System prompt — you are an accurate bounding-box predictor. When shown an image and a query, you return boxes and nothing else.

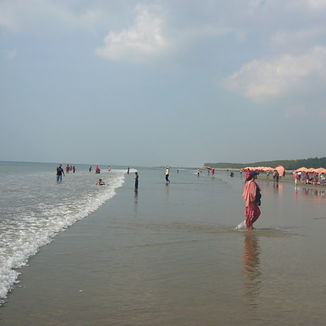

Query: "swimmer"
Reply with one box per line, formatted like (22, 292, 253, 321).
(96, 178, 105, 185)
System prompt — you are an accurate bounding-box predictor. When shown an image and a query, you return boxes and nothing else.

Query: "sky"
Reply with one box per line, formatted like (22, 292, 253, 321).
(1, 0, 326, 167)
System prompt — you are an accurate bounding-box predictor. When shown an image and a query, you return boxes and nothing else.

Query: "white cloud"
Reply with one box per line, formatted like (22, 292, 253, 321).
(95, 3, 233, 63)
(96, 4, 171, 63)
(223, 46, 326, 102)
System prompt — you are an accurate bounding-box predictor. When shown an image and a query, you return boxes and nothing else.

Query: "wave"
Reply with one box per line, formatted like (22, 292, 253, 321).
(0, 169, 125, 304)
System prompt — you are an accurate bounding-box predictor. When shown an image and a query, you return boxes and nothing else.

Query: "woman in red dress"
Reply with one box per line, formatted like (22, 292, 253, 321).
(242, 171, 261, 231)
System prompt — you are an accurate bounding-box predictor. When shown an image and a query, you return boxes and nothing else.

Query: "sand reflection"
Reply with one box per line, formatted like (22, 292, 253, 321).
(242, 233, 262, 310)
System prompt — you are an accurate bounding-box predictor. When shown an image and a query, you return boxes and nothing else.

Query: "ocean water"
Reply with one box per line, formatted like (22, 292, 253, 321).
(0, 161, 127, 303)
(2, 165, 326, 325)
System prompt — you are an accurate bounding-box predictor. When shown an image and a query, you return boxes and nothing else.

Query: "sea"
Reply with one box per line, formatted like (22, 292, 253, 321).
(0, 161, 127, 303)
(2, 162, 326, 325)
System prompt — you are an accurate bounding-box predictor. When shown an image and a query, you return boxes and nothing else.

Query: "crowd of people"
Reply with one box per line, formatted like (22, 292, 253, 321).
(55, 163, 326, 232)
(293, 168, 326, 186)
(65, 164, 76, 174)
(56, 164, 112, 185)
(240, 165, 326, 187)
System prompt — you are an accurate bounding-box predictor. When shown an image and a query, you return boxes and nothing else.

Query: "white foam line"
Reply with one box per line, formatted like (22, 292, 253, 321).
(0, 171, 125, 303)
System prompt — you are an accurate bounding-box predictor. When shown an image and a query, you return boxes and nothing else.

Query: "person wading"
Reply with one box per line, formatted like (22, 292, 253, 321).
(134, 172, 139, 192)
(242, 171, 262, 231)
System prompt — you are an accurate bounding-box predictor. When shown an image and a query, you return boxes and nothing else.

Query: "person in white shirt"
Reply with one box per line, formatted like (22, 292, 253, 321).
(165, 166, 170, 184)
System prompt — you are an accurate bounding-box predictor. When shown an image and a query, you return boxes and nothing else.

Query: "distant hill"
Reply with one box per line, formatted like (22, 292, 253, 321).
(204, 157, 326, 170)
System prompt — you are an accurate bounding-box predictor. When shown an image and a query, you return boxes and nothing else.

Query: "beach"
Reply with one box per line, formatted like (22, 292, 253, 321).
(1, 168, 326, 325)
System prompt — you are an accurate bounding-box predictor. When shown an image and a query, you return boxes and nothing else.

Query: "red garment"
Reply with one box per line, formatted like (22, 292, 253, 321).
(244, 203, 261, 230)
(242, 179, 261, 230)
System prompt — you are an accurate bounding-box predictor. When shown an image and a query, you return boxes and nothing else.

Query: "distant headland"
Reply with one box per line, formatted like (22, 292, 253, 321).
(204, 157, 326, 170)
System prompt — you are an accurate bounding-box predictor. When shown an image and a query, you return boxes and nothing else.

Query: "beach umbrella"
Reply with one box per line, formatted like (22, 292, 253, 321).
(306, 168, 317, 173)
(275, 165, 285, 176)
(203, 166, 212, 170)
(295, 167, 307, 173)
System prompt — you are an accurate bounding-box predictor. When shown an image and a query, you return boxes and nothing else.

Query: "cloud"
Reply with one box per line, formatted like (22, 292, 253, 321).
(222, 46, 326, 102)
(96, 4, 171, 63)
(95, 3, 233, 63)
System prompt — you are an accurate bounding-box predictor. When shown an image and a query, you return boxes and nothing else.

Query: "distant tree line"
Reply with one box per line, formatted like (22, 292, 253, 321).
(204, 157, 326, 170)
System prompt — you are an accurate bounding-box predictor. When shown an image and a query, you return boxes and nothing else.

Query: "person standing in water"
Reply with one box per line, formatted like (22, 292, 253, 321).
(56, 164, 65, 184)
(127, 167, 130, 174)
(273, 170, 279, 183)
(134, 172, 139, 192)
(165, 166, 170, 184)
(242, 171, 261, 231)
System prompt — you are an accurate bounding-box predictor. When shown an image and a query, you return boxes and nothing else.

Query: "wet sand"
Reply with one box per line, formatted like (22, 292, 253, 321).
(1, 170, 326, 325)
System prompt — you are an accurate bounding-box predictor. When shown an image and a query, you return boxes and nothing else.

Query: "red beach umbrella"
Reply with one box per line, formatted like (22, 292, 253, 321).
(203, 166, 213, 170)
(275, 165, 285, 176)
(306, 168, 317, 173)
(295, 167, 307, 173)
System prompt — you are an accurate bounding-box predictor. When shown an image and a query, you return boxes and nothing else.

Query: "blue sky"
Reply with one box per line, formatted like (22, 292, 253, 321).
(1, 0, 326, 167)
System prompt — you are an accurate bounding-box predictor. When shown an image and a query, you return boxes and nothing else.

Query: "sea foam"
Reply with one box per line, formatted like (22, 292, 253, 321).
(0, 168, 125, 303)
